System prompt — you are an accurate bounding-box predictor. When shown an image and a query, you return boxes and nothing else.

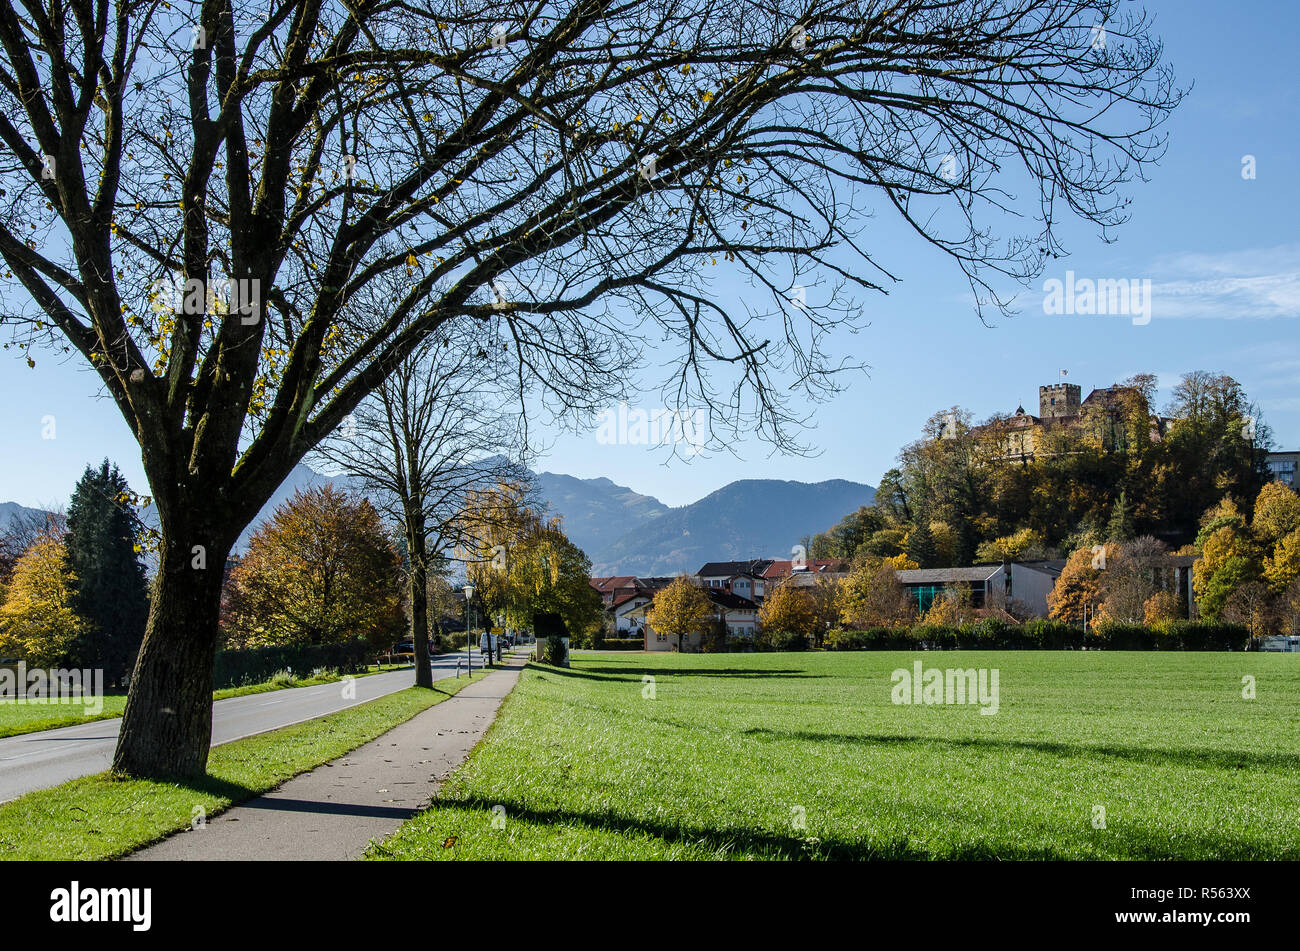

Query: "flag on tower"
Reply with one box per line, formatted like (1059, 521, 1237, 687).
(1059, 369, 1069, 379)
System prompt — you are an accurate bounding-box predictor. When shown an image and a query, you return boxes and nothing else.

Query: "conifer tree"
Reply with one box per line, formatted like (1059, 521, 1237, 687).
(64, 461, 150, 687)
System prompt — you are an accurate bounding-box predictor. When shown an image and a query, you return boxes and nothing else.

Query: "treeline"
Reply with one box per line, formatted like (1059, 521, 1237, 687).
(220, 480, 603, 653)
(1, 466, 604, 685)
(806, 372, 1271, 567)
(0, 461, 148, 686)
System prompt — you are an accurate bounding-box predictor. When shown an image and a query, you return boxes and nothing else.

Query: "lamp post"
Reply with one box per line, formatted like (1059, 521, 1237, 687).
(463, 583, 475, 674)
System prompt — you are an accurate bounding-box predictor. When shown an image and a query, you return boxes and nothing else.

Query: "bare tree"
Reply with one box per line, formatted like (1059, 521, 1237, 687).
(0, 508, 66, 585)
(1097, 535, 1166, 624)
(312, 319, 527, 687)
(0, 0, 1181, 777)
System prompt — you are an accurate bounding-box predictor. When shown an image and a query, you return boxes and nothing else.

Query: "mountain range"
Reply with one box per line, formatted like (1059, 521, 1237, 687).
(3, 467, 874, 577)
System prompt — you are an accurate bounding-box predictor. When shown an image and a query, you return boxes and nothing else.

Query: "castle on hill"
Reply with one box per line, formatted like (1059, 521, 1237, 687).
(974, 382, 1172, 460)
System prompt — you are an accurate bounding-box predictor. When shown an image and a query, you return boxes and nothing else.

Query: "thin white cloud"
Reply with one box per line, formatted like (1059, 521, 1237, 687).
(1146, 244, 1300, 320)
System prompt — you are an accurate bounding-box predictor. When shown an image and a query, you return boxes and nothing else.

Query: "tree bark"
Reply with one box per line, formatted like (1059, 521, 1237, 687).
(408, 543, 432, 688)
(404, 499, 433, 688)
(111, 530, 232, 778)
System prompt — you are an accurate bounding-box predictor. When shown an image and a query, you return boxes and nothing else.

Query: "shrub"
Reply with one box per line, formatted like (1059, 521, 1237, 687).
(543, 634, 567, 665)
(212, 639, 374, 690)
(437, 631, 469, 652)
(957, 618, 1012, 649)
(596, 637, 644, 651)
(826, 627, 908, 650)
(1020, 619, 1082, 650)
(756, 629, 807, 652)
(1091, 622, 1155, 650)
(1157, 621, 1249, 651)
(269, 669, 299, 688)
(909, 625, 957, 650)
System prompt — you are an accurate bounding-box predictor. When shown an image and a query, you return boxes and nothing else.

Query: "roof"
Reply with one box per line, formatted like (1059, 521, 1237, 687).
(782, 570, 849, 587)
(696, 559, 775, 578)
(1082, 385, 1142, 409)
(1012, 560, 1067, 577)
(590, 576, 636, 593)
(895, 566, 1003, 584)
(763, 559, 849, 578)
(611, 591, 655, 611)
(705, 589, 759, 610)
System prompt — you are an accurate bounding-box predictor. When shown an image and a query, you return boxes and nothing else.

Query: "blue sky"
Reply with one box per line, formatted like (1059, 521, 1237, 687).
(4, 0, 1298, 511)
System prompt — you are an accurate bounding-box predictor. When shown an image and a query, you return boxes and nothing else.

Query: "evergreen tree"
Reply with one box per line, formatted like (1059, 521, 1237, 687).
(64, 461, 150, 687)
(1106, 490, 1135, 542)
(905, 522, 938, 569)
(951, 512, 979, 567)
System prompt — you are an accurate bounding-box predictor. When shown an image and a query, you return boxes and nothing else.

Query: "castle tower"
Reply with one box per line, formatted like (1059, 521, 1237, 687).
(1039, 383, 1081, 419)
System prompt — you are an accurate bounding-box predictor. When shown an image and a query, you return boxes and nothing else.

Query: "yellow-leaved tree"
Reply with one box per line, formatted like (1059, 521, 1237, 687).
(645, 576, 714, 653)
(0, 533, 84, 666)
(757, 580, 817, 648)
(1047, 543, 1118, 627)
(1254, 483, 1300, 594)
(838, 555, 915, 629)
(456, 481, 602, 640)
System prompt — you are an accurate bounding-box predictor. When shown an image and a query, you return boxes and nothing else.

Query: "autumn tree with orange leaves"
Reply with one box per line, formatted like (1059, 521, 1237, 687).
(223, 486, 404, 650)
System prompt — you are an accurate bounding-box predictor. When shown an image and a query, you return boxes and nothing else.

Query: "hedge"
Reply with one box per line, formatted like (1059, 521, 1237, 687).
(594, 638, 645, 651)
(212, 640, 375, 689)
(812, 620, 1250, 652)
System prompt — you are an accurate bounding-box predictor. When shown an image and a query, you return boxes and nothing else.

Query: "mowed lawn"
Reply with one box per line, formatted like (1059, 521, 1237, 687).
(0, 695, 127, 738)
(369, 651, 1300, 860)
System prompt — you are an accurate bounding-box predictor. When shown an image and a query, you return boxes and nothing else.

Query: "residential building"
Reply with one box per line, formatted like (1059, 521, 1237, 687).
(895, 562, 1065, 618)
(591, 576, 674, 637)
(696, 559, 775, 601)
(895, 556, 1196, 621)
(620, 582, 760, 651)
(1266, 450, 1299, 487)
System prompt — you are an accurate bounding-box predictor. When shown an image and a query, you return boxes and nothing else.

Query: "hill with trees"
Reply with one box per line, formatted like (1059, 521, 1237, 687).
(808, 372, 1273, 568)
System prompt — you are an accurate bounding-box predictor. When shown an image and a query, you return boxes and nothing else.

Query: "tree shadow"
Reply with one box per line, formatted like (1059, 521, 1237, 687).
(740, 727, 1300, 772)
(533, 664, 821, 681)
(435, 795, 1288, 860)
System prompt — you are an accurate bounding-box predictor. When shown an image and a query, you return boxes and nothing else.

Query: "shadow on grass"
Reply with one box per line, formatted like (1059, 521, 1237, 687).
(532, 664, 822, 682)
(449, 794, 999, 860)
(740, 727, 1300, 772)
(104, 771, 260, 804)
(431, 795, 1288, 860)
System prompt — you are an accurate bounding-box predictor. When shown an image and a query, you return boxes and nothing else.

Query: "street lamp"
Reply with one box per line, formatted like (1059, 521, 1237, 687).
(463, 583, 475, 674)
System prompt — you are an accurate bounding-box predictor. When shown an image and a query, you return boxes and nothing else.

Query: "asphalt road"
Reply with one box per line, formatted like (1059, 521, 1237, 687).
(0, 649, 501, 803)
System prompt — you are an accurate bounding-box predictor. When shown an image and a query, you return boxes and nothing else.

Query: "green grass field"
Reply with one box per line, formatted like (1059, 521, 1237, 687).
(368, 651, 1300, 860)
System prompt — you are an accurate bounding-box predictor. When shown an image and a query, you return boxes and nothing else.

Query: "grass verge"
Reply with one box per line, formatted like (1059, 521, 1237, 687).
(0, 673, 485, 860)
(368, 651, 1300, 861)
(0, 665, 400, 739)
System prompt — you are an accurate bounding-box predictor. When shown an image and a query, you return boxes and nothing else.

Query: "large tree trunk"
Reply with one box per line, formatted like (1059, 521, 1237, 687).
(111, 530, 232, 779)
(408, 549, 432, 688)
(406, 506, 432, 688)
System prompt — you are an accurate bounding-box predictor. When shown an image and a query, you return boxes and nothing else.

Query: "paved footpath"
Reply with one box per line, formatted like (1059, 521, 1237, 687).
(124, 652, 528, 861)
